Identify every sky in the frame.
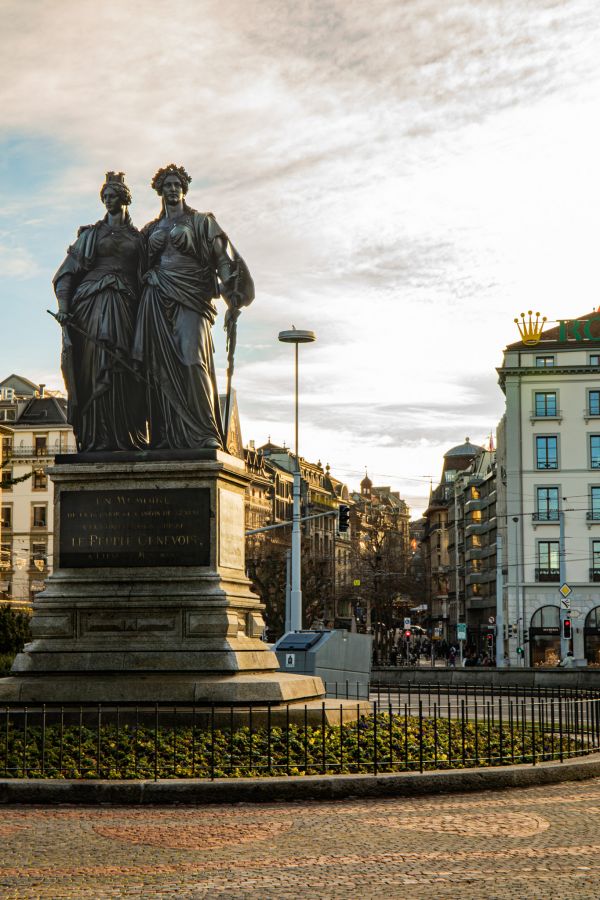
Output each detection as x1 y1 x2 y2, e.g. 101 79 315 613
2 0 600 516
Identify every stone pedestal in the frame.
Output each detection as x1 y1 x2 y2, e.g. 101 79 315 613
0 450 325 705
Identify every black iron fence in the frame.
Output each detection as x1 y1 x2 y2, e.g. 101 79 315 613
1 684 599 781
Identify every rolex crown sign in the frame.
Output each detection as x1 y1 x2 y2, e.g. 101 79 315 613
514 311 547 346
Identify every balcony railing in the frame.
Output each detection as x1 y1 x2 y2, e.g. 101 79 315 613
533 512 560 523
535 567 560 582
530 408 562 421
2 445 77 461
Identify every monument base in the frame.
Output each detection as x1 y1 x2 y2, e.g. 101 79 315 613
0 672 370 724
1 451 333 709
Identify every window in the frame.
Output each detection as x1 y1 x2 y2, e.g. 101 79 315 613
536 436 558 469
0 541 10 571
1 437 12 459
590 355 600 366
590 391 600 416
591 436 600 469
591 488 600 522
536 356 555 367
592 541 600 581
537 541 560 581
536 487 559 521
34 436 47 456
30 541 47 571
534 392 557 417
33 469 47 490
1 506 11 530
32 505 47 528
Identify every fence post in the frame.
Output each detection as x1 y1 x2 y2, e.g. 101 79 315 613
419 700 424 773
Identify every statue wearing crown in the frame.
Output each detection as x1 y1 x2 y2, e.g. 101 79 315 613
53 172 146 451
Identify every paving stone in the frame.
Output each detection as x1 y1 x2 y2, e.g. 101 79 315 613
1 779 600 897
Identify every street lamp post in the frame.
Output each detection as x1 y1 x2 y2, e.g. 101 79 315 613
278 327 316 632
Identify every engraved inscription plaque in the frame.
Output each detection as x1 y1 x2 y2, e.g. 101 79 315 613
60 488 210 568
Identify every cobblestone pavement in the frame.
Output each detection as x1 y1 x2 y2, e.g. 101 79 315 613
2 778 600 899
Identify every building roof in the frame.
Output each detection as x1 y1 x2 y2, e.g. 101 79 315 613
444 437 482 458
0 374 40 397
13 396 68 427
506 310 600 350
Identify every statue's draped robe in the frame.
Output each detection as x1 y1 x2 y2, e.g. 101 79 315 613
132 209 254 449
53 218 146 451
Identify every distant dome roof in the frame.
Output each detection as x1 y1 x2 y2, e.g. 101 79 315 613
360 472 373 489
443 437 483 459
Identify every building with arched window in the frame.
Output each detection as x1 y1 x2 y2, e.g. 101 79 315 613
497 312 600 665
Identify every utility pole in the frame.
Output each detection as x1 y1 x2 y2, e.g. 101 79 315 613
512 516 523 666
559 503 569 660
495 534 504 667
284 549 292 633
454 481 460 643
278 328 316 632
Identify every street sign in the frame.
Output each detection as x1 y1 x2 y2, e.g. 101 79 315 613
488 616 495 624
457 623 467 641
560 597 571 610
403 617 411 628
570 609 582 618
559 583 572 598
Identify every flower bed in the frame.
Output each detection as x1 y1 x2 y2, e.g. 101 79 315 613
0 713 580 780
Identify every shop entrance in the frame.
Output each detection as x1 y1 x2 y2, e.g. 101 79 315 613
584 607 600 667
529 605 560 667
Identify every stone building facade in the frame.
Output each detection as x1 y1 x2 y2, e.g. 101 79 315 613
0 375 77 608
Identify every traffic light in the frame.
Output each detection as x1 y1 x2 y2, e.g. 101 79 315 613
486 633 494 648
562 617 572 640
338 504 350 532
404 629 412 640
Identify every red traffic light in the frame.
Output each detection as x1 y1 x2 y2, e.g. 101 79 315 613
404 629 411 639
562 618 572 640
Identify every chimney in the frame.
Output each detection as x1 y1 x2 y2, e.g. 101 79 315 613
39 384 45 398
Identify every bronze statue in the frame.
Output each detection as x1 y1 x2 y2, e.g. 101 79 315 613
131 163 254 449
53 173 146 452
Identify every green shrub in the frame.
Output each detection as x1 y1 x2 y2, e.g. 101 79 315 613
0 713 580 780
0 652 14 676
0 604 31 655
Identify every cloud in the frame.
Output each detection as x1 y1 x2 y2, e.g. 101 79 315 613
0 243 39 278
2 0 600 516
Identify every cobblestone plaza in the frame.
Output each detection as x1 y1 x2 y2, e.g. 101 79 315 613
1 777 600 898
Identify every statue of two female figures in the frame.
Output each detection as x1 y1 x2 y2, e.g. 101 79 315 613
53 165 254 452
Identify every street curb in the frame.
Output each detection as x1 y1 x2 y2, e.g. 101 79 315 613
2 753 600 805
